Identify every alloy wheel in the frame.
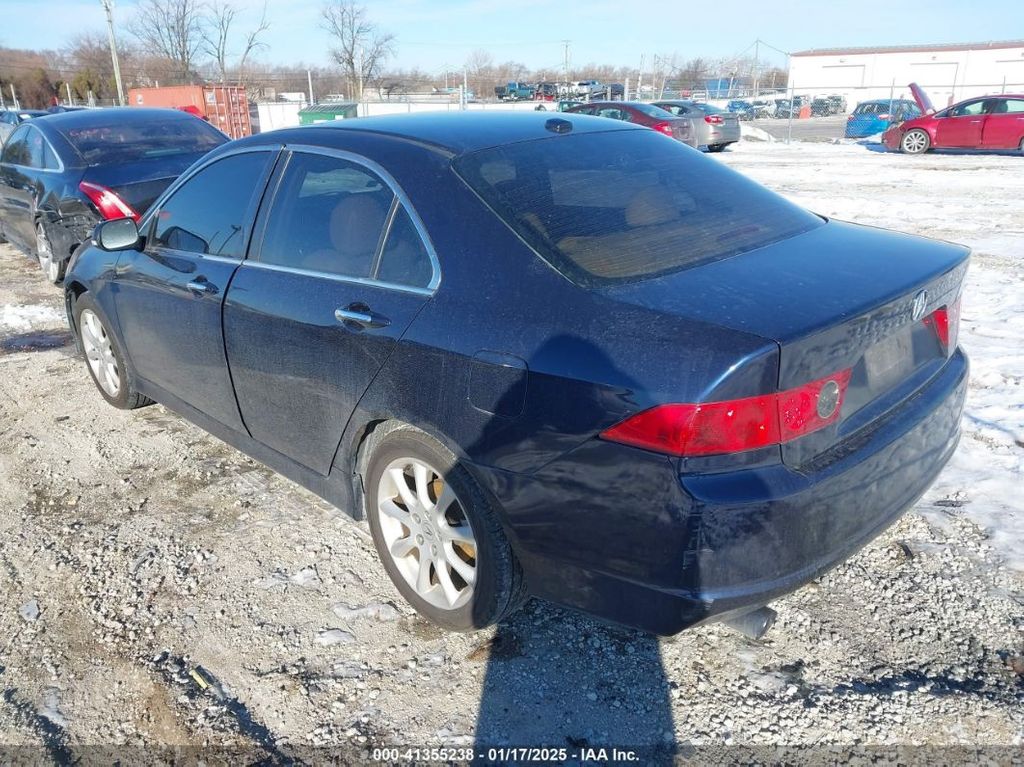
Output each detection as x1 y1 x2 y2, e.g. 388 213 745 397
901 130 928 154
79 309 121 397
376 457 477 611
36 223 58 281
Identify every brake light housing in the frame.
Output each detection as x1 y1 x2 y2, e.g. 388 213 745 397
651 121 675 137
704 115 723 125
923 296 961 353
601 369 852 457
79 181 140 222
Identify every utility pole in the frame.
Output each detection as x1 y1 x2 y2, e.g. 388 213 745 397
753 39 760 98
100 0 125 106
637 54 644 97
307 69 314 105
357 46 364 104
562 40 570 85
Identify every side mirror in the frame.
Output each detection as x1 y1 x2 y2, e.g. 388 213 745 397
94 217 140 251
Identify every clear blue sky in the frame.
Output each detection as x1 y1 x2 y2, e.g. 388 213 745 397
1 0 1021 74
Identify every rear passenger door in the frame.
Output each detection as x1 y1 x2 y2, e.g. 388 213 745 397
981 97 1024 149
223 148 438 475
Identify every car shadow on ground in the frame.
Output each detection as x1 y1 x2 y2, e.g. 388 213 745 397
857 140 1022 158
473 601 677 761
463 334 678 760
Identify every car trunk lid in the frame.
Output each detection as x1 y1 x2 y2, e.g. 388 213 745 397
81 152 205 216
603 220 969 468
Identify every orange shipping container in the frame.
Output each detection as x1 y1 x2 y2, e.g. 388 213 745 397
127 85 252 140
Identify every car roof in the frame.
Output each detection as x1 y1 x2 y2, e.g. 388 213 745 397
236 111 644 155
33 107 202 131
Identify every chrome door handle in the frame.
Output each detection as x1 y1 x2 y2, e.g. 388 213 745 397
335 307 390 329
186 278 217 295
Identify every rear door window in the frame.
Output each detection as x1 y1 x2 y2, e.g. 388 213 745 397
1003 99 1024 114
258 151 394 279
454 129 822 287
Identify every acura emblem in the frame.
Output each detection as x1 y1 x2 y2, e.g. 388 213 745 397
817 380 841 419
911 290 929 322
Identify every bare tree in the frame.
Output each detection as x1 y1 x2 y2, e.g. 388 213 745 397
202 0 269 83
320 0 394 100
130 0 204 82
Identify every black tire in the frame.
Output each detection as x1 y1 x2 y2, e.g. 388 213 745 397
707 144 726 153
363 422 526 631
73 292 153 410
900 128 931 155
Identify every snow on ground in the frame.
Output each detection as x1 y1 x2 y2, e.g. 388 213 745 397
0 303 64 332
718 140 1024 570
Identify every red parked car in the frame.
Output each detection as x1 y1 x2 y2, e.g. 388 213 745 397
565 101 696 147
883 83 1024 154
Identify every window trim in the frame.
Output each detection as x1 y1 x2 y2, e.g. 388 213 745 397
0 125 65 173
248 144 441 296
145 146 280 263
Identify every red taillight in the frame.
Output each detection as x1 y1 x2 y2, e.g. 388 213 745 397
600 369 852 457
79 181 140 222
924 296 961 352
878 113 890 120
847 115 855 121
651 121 675 136
704 115 723 125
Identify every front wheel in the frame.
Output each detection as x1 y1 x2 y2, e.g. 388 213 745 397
707 144 727 153
74 293 152 410
364 423 525 632
900 129 930 154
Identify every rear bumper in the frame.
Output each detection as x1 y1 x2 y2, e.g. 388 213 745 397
474 350 968 635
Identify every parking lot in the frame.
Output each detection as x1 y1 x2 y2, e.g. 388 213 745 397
749 114 849 142
1 139 1022 760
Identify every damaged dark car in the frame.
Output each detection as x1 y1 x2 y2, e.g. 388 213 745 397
0 107 227 283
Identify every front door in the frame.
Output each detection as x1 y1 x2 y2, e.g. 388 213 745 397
223 149 437 475
981 97 1024 149
113 149 277 432
934 99 987 147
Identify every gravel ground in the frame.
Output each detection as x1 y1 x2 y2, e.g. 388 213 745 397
0 140 1022 762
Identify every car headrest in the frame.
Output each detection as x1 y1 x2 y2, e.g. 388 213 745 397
626 187 679 228
329 195 388 257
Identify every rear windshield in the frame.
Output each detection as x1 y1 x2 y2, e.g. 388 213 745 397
454 129 823 287
693 103 726 115
60 117 227 164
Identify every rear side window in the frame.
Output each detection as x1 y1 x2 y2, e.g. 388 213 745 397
454 129 822 287
1003 99 1024 114
152 152 270 259
60 117 226 164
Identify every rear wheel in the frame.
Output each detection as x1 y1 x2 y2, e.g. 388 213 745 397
35 222 63 284
900 129 930 154
364 423 525 631
707 144 726 153
74 293 152 410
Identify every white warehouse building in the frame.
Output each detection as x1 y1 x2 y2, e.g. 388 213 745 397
788 40 1024 109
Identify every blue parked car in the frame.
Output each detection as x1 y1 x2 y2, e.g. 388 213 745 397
845 99 922 138
64 112 968 636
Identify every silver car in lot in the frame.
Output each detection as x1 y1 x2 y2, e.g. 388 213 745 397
652 100 741 152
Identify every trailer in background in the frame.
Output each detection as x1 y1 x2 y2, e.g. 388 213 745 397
127 85 252 140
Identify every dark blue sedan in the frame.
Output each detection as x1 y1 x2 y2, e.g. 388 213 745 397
62 112 969 636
